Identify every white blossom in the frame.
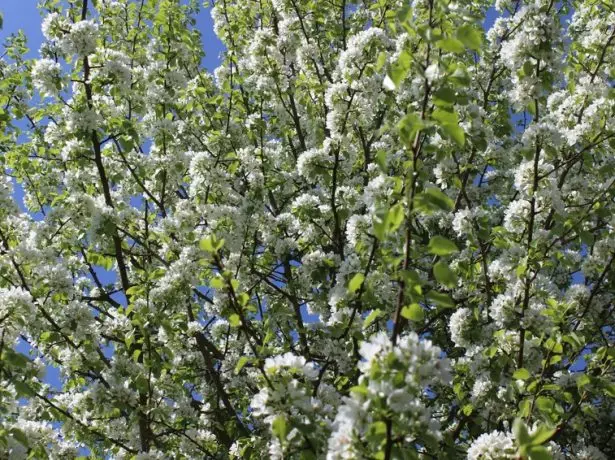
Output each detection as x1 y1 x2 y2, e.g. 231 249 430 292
467 431 515 460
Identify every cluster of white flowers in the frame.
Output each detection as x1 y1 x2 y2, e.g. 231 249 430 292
101 50 132 88
42 14 98 56
297 144 334 181
0 287 35 341
503 199 531 233
326 396 369 460
449 307 474 348
467 430 515 459
65 108 101 133
0 176 18 213
31 58 62 96
41 13 68 41
63 20 99 56
264 352 318 380
574 443 608 460
328 332 450 457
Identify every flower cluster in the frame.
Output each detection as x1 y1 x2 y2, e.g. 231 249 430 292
31 58 63 96
328 332 450 457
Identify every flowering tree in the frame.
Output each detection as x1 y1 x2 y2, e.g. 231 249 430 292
0 0 614 458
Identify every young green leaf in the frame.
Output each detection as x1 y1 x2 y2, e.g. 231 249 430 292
235 356 249 374
432 108 465 146
426 290 455 308
433 261 457 288
397 112 425 147
229 314 241 327
436 37 465 54
363 309 384 329
457 25 482 51
513 418 531 446
387 203 405 233
348 273 365 294
428 236 459 256
423 187 454 212
513 368 531 380
527 446 551 460
401 303 424 322
272 415 288 441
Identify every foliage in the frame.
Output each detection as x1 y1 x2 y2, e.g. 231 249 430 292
0 0 614 458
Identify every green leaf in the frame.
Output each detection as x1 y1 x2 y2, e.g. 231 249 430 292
544 337 563 354
373 217 386 241
579 230 594 245
433 261 457 288
441 123 465 147
9 428 28 448
562 332 584 351
398 270 420 286
373 204 406 240
519 398 532 418
530 425 557 445
397 6 412 22
535 396 557 415
401 303 424 322
350 385 368 396
414 188 454 214
432 108 465 146
348 273 365 294
366 421 388 444
428 236 459 256
388 50 411 88
523 60 534 77
199 235 225 253
235 356 249 374
513 368 531 380
457 25 482 51
432 108 458 125
300 450 317 460
230 279 239 291
4 350 29 368
375 51 387 72
199 237 214 252
426 290 455 308
13 381 34 397
39 331 52 342
375 150 387 171
210 277 225 290
513 418 531 446
387 203 405 233
424 187 454 211
516 263 527 278
272 415 288 441
229 314 241 327
237 292 250 306
527 446 551 460
397 112 425 148
436 37 465 53
363 309 384 329
577 373 590 389
433 87 457 107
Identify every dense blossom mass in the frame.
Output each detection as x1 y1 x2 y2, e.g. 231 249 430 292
0 0 614 458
